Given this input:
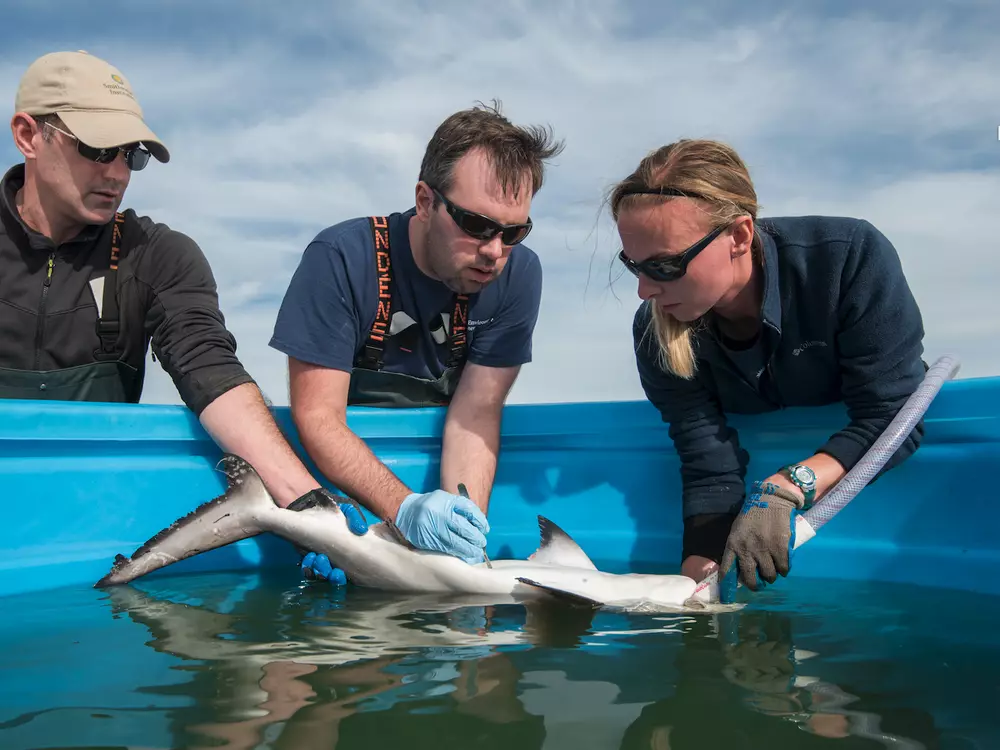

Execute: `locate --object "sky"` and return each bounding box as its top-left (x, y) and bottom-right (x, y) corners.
top-left (1, 0), bottom-right (997, 407)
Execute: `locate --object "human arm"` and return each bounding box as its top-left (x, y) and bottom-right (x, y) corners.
top-left (288, 360), bottom-right (488, 564)
top-left (269, 230), bottom-right (415, 519)
top-left (199, 382), bottom-right (320, 506)
top-left (288, 357), bottom-right (412, 520)
top-left (271, 228), bottom-right (486, 564)
top-left (138, 228), bottom-right (321, 506)
top-left (439, 245), bottom-right (542, 509)
top-left (813, 219), bottom-right (927, 474)
top-left (719, 221), bottom-right (926, 598)
top-left (440, 362), bottom-right (522, 512)
top-left (631, 303), bottom-right (749, 575)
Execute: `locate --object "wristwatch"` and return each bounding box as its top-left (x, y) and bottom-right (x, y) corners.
top-left (780, 463), bottom-right (816, 506)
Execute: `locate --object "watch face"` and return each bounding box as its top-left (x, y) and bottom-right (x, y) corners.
top-left (793, 466), bottom-right (815, 485)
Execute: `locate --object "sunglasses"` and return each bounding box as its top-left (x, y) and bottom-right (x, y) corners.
top-left (619, 223), bottom-right (729, 282)
top-left (43, 121), bottom-right (151, 171)
top-left (431, 187), bottom-right (533, 246)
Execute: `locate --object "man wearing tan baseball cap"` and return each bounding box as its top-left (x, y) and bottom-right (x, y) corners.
top-left (0, 50), bottom-right (331, 523)
top-left (15, 49), bottom-right (170, 164)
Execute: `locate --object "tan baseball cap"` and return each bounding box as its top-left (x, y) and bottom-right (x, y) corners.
top-left (14, 50), bottom-right (169, 163)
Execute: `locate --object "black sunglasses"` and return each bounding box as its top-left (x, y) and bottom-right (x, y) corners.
top-left (430, 187), bottom-right (532, 246)
top-left (44, 121), bottom-right (151, 171)
top-left (618, 223), bottom-right (729, 282)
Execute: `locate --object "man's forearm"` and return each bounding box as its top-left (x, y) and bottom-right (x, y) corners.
top-left (439, 404), bottom-right (501, 513)
top-left (297, 410), bottom-right (413, 521)
top-left (198, 382), bottom-right (320, 507)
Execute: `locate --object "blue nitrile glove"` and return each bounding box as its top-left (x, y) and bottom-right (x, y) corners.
top-left (719, 480), bottom-right (803, 603)
top-left (394, 489), bottom-right (490, 564)
top-left (301, 499), bottom-right (369, 586)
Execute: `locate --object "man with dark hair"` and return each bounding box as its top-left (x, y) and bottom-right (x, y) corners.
top-left (270, 101), bottom-right (564, 582)
top-left (2, 50), bottom-right (325, 509)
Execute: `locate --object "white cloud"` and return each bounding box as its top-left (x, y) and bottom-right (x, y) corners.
top-left (2, 1), bottom-right (996, 406)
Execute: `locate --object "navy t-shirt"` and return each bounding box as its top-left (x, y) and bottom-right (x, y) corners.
top-left (269, 208), bottom-right (543, 381)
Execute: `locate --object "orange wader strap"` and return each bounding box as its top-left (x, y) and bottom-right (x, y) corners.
top-left (357, 216), bottom-right (393, 369)
top-left (356, 215), bottom-right (471, 371)
top-left (94, 212), bottom-right (127, 361)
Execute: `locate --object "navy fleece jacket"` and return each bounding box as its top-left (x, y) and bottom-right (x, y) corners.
top-left (632, 215), bottom-right (927, 561)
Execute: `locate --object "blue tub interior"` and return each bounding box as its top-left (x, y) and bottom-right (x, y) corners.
top-left (1, 374), bottom-right (999, 748)
top-left (2, 374), bottom-right (999, 600)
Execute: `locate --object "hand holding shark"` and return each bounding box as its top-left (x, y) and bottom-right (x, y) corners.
top-left (719, 480), bottom-right (802, 603)
top-left (301, 488), bottom-right (489, 585)
top-left (395, 489), bottom-right (490, 564)
top-left (301, 497), bottom-right (368, 585)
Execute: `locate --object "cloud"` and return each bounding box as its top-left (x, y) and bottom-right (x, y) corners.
top-left (1, 0), bottom-right (996, 407)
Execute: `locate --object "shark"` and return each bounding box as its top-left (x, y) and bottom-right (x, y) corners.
top-left (94, 454), bottom-right (734, 614)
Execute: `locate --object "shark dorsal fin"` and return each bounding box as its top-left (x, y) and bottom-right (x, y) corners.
top-left (528, 516), bottom-right (598, 570)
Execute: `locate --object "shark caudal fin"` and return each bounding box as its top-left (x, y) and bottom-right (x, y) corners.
top-left (93, 454), bottom-right (275, 588)
top-left (528, 516), bottom-right (599, 571)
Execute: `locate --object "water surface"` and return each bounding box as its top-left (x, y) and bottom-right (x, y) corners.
top-left (0, 568), bottom-right (996, 749)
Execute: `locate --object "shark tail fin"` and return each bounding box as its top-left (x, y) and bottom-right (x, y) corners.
top-left (527, 516), bottom-right (598, 571)
top-left (94, 454), bottom-right (276, 589)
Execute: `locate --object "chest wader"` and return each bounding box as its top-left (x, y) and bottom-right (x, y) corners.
top-left (346, 216), bottom-right (469, 408)
top-left (0, 212), bottom-right (141, 403)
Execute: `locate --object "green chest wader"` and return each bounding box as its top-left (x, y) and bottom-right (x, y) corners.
top-left (346, 215), bottom-right (469, 408)
top-left (0, 212), bottom-right (140, 403)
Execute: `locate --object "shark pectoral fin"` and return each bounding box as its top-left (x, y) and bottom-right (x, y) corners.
top-left (286, 489), bottom-right (335, 512)
top-left (286, 490), bottom-right (330, 556)
top-left (528, 517), bottom-right (599, 571)
top-left (382, 517), bottom-right (417, 551)
top-left (515, 577), bottom-right (604, 609)
top-left (287, 489), bottom-right (417, 553)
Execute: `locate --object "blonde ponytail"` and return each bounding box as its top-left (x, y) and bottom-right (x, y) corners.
top-left (650, 304), bottom-right (697, 379)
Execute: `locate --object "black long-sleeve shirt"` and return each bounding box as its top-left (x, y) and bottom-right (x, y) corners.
top-left (0, 163), bottom-right (255, 415)
top-left (632, 214), bottom-right (927, 561)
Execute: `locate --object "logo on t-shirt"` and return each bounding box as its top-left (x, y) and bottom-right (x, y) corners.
top-left (390, 311), bottom-right (453, 346)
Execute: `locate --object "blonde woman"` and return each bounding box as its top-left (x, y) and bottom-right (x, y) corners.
top-left (610, 139), bottom-right (927, 602)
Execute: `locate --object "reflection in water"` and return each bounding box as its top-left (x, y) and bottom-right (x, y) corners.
top-left (713, 613), bottom-right (927, 748)
top-left (102, 574), bottom-right (932, 749)
top-left (2, 571), bottom-right (989, 749)
top-left (104, 574), bottom-right (611, 748)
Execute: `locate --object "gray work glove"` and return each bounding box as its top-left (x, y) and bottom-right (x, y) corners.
top-left (719, 480), bottom-right (804, 602)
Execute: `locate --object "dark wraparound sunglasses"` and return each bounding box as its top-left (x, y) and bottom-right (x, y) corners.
top-left (616, 184), bottom-right (732, 282)
top-left (619, 223), bottom-right (728, 282)
top-left (431, 187), bottom-right (532, 246)
top-left (44, 121), bottom-right (151, 171)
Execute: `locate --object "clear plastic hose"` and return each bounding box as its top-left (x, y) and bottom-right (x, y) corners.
top-left (800, 354), bottom-right (961, 531)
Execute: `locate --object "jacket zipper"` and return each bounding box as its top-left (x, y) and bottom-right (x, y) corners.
top-left (710, 323), bottom-right (775, 406)
top-left (763, 322), bottom-right (784, 408)
top-left (715, 322), bottom-right (784, 409)
top-left (33, 252), bottom-right (55, 370)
